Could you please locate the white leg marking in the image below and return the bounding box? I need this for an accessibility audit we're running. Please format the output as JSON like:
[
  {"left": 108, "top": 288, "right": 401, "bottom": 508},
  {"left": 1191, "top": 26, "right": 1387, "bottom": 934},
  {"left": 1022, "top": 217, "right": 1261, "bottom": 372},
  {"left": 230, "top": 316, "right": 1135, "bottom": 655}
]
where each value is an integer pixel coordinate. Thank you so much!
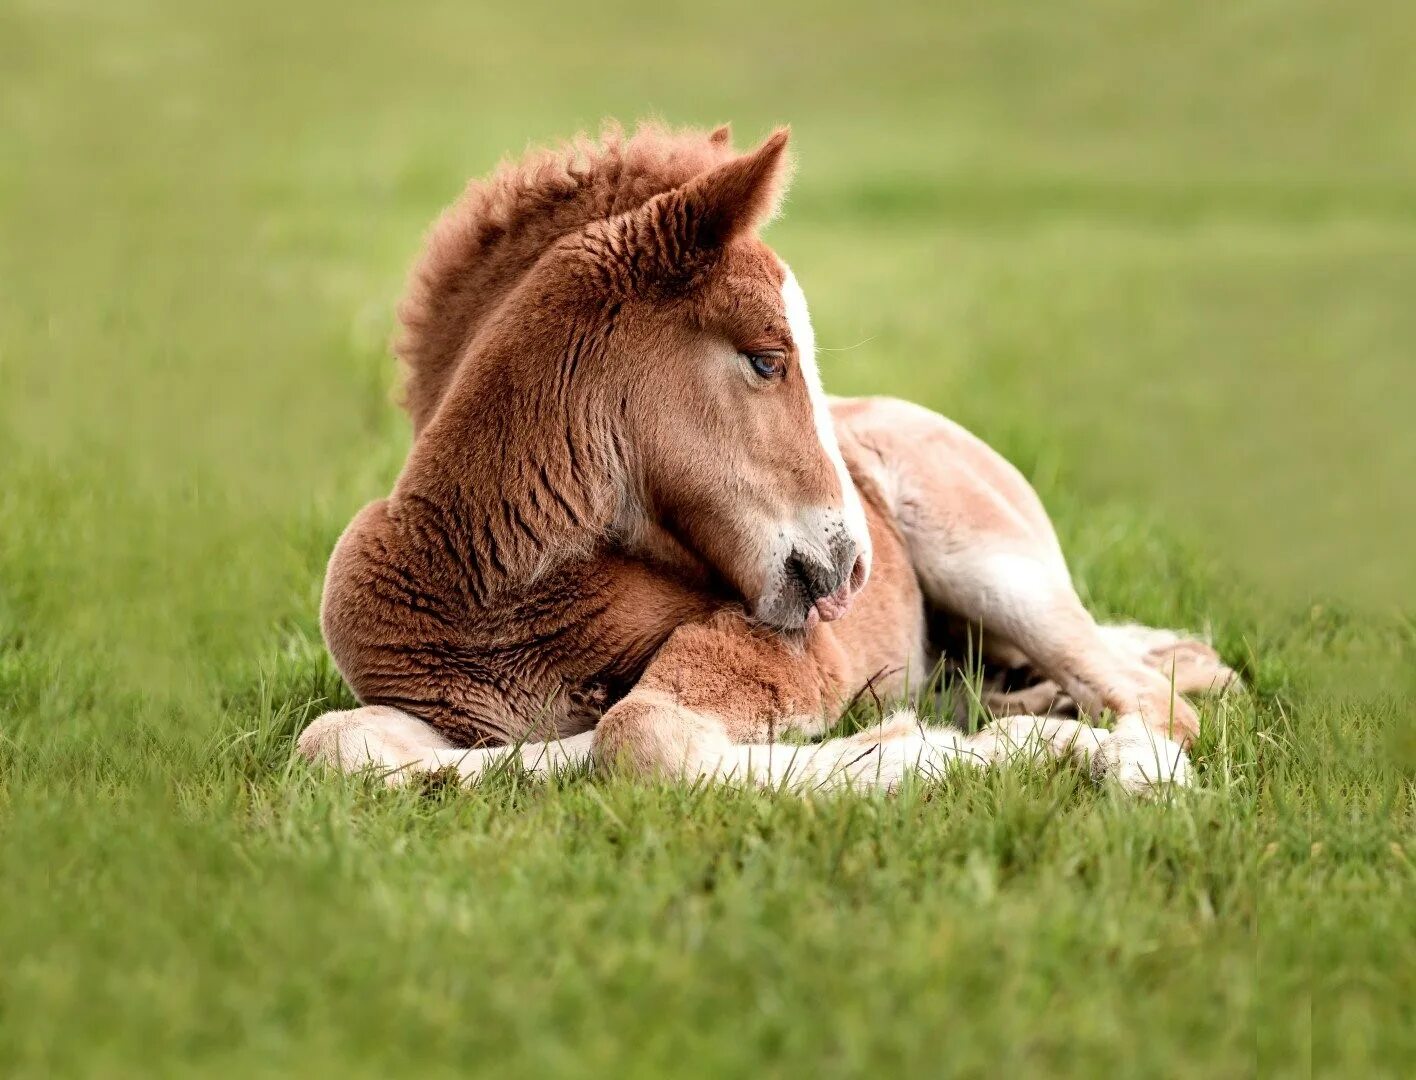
[
  {"left": 424, "top": 730, "right": 596, "bottom": 783},
  {"left": 710, "top": 710, "right": 963, "bottom": 791},
  {"left": 1091, "top": 714, "right": 1192, "bottom": 795},
  {"left": 298, "top": 705, "right": 1182, "bottom": 797},
  {"left": 690, "top": 711, "right": 1113, "bottom": 793},
  {"left": 297, "top": 706, "right": 593, "bottom": 786},
  {"left": 968, "top": 715, "right": 1109, "bottom": 767}
]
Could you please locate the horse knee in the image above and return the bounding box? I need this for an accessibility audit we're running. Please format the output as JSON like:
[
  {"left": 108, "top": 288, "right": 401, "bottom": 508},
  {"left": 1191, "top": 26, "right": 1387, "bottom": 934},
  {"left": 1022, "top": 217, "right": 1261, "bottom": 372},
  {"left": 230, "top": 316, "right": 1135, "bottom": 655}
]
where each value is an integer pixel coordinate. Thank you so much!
[
  {"left": 297, "top": 708, "right": 367, "bottom": 768},
  {"left": 296, "top": 704, "right": 452, "bottom": 780},
  {"left": 593, "top": 689, "right": 731, "bottom": 779}
]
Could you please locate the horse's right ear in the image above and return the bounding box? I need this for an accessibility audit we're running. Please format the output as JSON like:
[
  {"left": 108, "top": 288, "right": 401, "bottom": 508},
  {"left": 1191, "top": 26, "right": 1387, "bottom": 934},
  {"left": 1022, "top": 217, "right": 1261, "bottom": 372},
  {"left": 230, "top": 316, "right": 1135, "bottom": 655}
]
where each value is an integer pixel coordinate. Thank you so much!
[
  {"left": 679, "top": 128, "right": 791, "bottom": 248},
  {"left": 638, "top": 129, "right": 792, "bottom": 265}
]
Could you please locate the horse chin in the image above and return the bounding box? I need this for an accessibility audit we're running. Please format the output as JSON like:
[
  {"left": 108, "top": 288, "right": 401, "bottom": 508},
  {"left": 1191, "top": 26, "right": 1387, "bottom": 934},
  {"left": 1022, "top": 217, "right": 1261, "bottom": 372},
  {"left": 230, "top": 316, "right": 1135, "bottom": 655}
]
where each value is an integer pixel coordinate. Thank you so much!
[
  {"left": 751, "top": 592, "right": 814, "bottom": 634},
  {"left": 752, "top": 580, "right": 857, "bottom": 634}
]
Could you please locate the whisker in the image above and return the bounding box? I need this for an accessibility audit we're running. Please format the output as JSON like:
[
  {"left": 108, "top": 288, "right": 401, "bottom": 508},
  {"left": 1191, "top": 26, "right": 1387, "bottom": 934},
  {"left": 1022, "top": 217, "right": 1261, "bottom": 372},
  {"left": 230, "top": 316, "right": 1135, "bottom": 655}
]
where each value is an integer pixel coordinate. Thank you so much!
[{"left": 817, "top": 336, "right": 876, "bottom": 352}]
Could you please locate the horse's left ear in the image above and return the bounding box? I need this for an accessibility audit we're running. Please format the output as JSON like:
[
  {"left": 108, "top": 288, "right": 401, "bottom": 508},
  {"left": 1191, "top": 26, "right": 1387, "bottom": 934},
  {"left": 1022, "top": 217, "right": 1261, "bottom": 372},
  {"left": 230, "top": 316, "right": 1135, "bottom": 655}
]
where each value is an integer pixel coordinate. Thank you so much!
[{"left": 631, "top": 129, "right": 791, "bottom": 267}]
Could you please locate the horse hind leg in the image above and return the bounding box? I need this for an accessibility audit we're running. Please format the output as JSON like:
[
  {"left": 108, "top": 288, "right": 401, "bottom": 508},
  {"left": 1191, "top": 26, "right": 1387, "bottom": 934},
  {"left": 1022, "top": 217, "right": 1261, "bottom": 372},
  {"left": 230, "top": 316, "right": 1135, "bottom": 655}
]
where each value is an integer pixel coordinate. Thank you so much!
[
  {"left": 297, "top": 705, "right": 594, "bottom": 785},
  {"left": 1098, "top": 623, "right": 1243, "bottom": 697},
  {"left": 836, "top": 397, "right": 1202, "bottom": 793},
  {"left": 960, "top": 624, "right": 1240, "bottom": 721},
  {"left": 938, "top": 557, "right": 1207, "bottom": 793}
]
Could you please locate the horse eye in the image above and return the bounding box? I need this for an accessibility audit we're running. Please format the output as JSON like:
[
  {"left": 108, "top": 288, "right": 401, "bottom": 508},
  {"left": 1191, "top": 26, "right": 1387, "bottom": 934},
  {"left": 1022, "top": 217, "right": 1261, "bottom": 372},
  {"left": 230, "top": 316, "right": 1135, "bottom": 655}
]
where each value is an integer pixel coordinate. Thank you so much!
[{"left": 745, "top": 352, "right": 785, "bottom": 379}]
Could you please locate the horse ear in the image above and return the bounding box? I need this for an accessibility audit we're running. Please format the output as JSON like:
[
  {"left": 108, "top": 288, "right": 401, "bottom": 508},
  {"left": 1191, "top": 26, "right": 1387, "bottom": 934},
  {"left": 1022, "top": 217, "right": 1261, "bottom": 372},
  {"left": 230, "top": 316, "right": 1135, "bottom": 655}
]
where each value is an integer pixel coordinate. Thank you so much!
[
  {"left": 676, "top": 127, "right": 791, "bottom": 249},
  {"left": 625, "top": 128, "right": 790, "bottom": 270}
]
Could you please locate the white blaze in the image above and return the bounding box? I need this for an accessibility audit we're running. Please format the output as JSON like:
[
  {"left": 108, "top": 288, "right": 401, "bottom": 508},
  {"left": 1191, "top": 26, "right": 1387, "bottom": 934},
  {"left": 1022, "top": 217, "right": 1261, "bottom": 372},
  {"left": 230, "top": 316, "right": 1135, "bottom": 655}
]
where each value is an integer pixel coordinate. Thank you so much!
[{"left": 778, "top": 261, "right": 873, "bottom": 578}]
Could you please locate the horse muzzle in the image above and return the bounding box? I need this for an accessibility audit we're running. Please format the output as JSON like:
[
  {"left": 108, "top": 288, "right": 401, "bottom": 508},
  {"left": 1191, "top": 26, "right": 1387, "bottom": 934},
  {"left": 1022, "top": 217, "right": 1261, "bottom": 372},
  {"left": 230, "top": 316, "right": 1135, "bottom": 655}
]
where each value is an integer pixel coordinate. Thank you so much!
[
  {"left": 804, "top": 549, "right": 870, "bottom": 629},
  {"left": 758, "top": 532, "right": 870, "bottom": 632}
]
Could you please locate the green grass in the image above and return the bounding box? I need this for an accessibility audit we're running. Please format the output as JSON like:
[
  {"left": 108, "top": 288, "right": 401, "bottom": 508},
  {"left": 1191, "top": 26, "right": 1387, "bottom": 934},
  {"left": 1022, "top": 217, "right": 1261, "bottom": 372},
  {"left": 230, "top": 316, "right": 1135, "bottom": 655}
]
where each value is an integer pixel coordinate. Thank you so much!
[{"left": 2, "top": 0, "right": 1414, "bottom": 1075}]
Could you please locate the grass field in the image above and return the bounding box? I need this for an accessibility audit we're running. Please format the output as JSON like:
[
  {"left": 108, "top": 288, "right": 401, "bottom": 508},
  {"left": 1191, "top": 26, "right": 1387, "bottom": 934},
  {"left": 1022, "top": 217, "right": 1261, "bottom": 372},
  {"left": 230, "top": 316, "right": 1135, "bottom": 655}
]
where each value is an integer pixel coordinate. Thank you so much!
[{"left": 2, "top": 1, "right": 1414, "bottom": 1075}]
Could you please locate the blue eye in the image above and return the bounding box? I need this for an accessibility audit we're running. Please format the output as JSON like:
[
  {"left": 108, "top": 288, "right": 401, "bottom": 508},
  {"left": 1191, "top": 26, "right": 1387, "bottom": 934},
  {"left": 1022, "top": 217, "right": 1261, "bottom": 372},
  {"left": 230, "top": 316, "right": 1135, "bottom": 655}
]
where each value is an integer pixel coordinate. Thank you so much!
[{"left": 746, "top": 352, "right": 785, "bottom": 379}]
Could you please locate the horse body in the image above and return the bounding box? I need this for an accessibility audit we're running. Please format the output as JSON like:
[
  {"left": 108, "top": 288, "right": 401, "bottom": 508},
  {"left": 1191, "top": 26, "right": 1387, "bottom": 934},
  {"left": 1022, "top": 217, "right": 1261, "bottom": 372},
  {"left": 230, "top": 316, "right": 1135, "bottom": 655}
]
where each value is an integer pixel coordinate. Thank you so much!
[
  {"left": 320, "top": 408, "right": 921, "bottom": 747},
  {"left": 301, "top": 124, "right": 1238, "bottom": 794}
]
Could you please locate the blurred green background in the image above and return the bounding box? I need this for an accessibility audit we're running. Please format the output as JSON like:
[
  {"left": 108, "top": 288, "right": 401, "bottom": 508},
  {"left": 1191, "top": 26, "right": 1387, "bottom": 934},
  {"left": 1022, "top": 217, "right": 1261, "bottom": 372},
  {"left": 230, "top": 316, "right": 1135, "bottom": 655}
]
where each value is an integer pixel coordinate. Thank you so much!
[
  {"left": 1, "top": 1, "right": 1413, "bottom": 1075},
  {"left": 3, "top": 0, "right": 1412, "bottom": 711}
]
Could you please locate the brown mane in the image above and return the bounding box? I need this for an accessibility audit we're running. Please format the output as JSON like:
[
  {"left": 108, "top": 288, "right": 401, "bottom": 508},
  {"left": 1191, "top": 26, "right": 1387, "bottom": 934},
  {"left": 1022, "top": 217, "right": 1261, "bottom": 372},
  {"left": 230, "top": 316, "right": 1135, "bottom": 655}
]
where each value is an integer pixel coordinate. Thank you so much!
[{"left": 396, "top": 122, "right": 738, "bottom": 433}]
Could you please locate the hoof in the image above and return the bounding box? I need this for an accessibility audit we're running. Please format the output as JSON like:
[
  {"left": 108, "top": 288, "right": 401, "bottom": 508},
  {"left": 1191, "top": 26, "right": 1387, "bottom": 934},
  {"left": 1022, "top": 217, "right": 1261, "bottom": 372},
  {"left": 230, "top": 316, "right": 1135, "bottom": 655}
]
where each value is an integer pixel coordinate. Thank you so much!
[{"left": 1092, "top": 716, "right": 1192, "bottom": 795}]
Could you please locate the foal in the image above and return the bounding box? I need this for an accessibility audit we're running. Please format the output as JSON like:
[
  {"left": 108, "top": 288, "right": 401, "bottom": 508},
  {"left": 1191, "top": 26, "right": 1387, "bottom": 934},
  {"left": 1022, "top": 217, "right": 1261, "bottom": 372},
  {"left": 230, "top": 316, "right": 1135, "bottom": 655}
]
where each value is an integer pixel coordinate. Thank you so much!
[{"left": 298, "top": 124, "right": 1237, "bottom": 794}]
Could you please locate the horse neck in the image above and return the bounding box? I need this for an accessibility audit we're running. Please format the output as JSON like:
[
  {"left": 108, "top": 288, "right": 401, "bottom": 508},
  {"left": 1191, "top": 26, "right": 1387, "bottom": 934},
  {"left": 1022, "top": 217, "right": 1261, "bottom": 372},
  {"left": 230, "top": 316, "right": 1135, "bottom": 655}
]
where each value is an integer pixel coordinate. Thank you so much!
[{"left": 395, "top": 341, "right": 629, "bottom": 593}]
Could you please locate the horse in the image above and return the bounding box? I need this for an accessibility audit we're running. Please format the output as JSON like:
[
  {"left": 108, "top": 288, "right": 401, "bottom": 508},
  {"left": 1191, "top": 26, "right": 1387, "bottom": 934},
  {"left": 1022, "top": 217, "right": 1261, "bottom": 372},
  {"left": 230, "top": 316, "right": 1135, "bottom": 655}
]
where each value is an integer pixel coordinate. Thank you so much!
[{"left": 296, "top": 123, "right": 1238, "bottom": 795}]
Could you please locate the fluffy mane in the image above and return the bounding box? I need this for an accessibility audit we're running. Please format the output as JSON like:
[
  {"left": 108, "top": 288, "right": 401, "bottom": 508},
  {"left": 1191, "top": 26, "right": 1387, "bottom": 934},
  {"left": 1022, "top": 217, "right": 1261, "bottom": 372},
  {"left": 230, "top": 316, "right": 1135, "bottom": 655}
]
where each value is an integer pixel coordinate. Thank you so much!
[{"left": 396, "top": 122, "right": 738, "bottom": 433}]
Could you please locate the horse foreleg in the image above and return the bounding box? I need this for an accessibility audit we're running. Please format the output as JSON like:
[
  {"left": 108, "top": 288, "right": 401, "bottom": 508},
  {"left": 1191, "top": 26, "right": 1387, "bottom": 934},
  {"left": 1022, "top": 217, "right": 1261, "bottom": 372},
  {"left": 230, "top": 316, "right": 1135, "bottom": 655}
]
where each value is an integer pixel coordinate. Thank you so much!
[
  {"left": 591, "top": 610, "right": 1113, "bottom": 792},
  {"left": 297, "top": 705, "right": 594, "bottom": 785}
]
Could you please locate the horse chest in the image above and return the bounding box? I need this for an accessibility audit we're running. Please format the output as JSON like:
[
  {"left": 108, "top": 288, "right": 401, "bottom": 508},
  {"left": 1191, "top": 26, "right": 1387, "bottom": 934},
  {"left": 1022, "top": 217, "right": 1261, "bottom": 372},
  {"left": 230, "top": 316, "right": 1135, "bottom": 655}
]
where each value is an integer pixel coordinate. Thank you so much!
[{"left": 473, "top": 575, "right": 689, "bottom": 739}]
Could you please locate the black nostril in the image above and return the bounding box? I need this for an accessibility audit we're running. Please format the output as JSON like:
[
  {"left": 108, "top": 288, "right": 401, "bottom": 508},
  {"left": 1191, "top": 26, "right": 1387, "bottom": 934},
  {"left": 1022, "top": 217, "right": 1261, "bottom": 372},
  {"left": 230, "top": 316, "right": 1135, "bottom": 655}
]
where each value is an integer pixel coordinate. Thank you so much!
[
  {"left": 784, "top": 551, "right": 838, "bottom": 604},
  {"left": 848, "top": 551, "right": 868, "bottom": 592},
  {"left": 831, "top": 535, "right": 860, "bottom": 582}
]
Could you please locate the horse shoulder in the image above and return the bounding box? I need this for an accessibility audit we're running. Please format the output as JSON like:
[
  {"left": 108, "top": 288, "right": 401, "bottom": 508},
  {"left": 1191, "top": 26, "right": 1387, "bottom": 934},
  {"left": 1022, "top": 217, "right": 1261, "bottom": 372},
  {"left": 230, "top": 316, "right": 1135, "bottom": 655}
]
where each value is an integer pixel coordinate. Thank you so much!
[{"left": 318, "top": 498, "right": 510, "bottom": 743}]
